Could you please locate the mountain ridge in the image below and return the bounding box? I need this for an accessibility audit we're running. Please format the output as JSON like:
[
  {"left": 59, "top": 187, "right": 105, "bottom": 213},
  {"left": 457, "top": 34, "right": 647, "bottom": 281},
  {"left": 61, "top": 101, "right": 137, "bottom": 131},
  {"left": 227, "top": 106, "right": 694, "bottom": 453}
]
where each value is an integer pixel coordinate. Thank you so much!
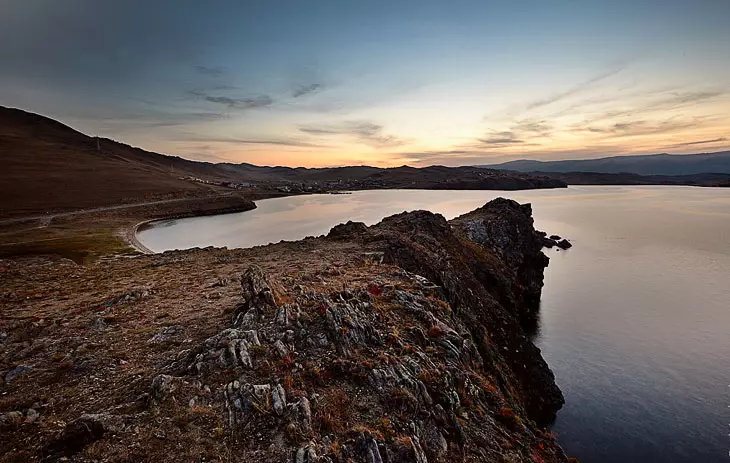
[{"left": 478, "top": 151, "right": 730, "bottom": 175}]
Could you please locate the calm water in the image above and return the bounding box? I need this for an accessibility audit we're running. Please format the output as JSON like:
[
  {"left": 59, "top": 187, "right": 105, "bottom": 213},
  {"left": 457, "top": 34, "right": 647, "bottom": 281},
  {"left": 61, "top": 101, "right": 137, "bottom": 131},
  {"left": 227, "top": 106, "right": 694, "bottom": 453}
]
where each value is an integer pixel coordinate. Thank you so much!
[{"left": 138, "top": 186, "right": 730, "bottom": 462}]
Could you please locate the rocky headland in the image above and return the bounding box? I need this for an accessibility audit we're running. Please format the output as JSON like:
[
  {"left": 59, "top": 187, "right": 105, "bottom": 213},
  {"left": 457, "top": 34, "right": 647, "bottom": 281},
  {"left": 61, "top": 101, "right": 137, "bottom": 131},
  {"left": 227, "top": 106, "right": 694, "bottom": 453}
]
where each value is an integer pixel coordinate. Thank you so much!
[{"left": 0, "top": 199, "right": 570, "bottom": 462}]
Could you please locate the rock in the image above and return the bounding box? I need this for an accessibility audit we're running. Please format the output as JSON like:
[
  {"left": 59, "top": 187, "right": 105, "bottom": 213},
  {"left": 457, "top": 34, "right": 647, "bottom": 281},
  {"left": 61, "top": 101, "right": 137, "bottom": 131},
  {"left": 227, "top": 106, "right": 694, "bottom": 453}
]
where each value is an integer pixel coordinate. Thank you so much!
[
  {"left": 4, "top": 364, "right": 32, "bottom": 384},
  {"left": 294, "top": 443, "right": 318, "bottom": 463},
  {"left": 291, "top": 397, "right": 312, "bottom": 430},
  {"left": 26, "top": 408, "right": 40, "bottom": 423},
  {"left": 274, "top": 339, "right": 289, "bottom": 358},
  {"left": 151, "top": 374, "right": 184, "bottom": 401},
  {"left": 189, "top": 328, "right": 260, "bottom": 373},
  {"left": 549, "top": 234, "right": 562, "bottom": 240},
  {"left": 42, "top": 414, "right": 124, "bottom": 460},
  {"left": 327, "top": 220, "right": 368, "bottom": 239},
  {"left": 364, "top": 438, "right": 384, "bottom": 463},
  {"left": 272, "top": 384, "right": 287, "bottom": 416},
  {"left": 557, "top": 239, "right": 572, "bottom": 249},
  {"left": 0, "top": 411, "right": 24, "bottom": 427},
  {"left": 232, "top": 266, "right": 278, "bottom": 327},
  {"left": 410, "top": 437, "right": 429, "bottom": 463},
  {"left": 541, "top": 237, "right": 557, "bottom": 248},
  {"left": 376, "top": 199, "right": 564, "bottom": 424},
  {"left": 92, "top": 317, "right": 107, "bottom": 331},
  {"left": 147, "top": 325, "right": 181, "bottom": 343}
]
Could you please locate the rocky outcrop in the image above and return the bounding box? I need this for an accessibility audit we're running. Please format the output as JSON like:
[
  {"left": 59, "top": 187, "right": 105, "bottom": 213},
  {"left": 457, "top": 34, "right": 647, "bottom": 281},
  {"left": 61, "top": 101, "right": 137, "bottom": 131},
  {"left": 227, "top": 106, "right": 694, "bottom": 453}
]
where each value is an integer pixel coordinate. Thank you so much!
[
  {"left": 141, "top": 198, "right": 566, "bottom": 462},
  {"left": 0, "top": 198, "right": 567, "bottom": 462}
]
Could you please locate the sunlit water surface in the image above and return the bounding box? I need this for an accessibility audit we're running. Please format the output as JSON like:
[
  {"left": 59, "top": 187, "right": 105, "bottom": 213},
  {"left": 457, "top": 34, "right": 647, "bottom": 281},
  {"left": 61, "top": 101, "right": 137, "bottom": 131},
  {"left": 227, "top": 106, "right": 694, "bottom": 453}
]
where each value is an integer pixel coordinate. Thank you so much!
[{"left": 139, "top": 186, "right": 730, "bottom": 462}]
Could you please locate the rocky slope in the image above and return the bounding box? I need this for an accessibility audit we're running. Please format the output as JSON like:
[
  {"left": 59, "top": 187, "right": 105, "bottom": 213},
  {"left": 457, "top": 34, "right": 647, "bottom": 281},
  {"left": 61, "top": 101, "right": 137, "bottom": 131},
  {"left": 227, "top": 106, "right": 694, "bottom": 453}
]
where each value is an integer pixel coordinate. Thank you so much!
[{"left": 0, "top": 199, "right": 568, "bottom": 462}]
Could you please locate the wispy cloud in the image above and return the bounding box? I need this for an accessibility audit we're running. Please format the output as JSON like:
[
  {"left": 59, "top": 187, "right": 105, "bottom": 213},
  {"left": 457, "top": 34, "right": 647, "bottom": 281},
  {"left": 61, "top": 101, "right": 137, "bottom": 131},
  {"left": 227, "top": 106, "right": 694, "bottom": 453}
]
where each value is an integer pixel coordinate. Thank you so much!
[
  {"left": 91, "top": 111, "right": 227, "bottom": 130},
  {"left": 299, "top": 121, "right": 406, "bottom": 147},
  {"left": 180, "top": 135, "right": 328, "bottom": 148},
  {"left": 479, "top": 131, "right": 524, "bottom": 145},
  {"left": 189, "top": 90, "right": 273, "bottom": 110},
  {"left": 526, "top": 66, "right": 625, "bottom": 110},
  {"left": 556, "top": 89, "right": 724, "bottom": 125},
  {"left": 194, "top": 65, "right": 224, "bottom": 77},
  {"left": 666, "top": 137, "right": 728, "bottom": 148},
  {"left": 299, "top": 127, "right": 342, "bottom": 135},
  {"left": 574, "top": 118, "right": 698, "bottom": 137},
  {"left": 293, "top": 83, "right": 323, "bottom": 98},
  {"left": 512, "top": 119, "right": 552, "bottom": 136}
]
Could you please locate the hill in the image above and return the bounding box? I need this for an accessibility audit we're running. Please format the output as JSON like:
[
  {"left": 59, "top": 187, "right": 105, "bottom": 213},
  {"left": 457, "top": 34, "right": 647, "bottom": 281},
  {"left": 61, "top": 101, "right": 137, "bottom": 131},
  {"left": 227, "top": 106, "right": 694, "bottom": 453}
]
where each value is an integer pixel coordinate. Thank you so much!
[
  {"left": 479, "top": 151, "right": 730, "bottom": 176},
  {"left": 0, "top": 107, "right": 235, "bottom": 218},
  {"left": 0, "top": 106, "right": 565, "bottom": 218}
]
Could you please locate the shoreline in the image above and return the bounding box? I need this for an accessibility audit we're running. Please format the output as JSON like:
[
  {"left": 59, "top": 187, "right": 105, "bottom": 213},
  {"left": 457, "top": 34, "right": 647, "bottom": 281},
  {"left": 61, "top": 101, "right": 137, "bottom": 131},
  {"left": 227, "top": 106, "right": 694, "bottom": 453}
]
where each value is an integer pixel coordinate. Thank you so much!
[
  {"left": 125, "top": 220, "right": 156, "bottom": 255},
  {"left": 122, "top": 201, "right": 266, "bottom": 255}
]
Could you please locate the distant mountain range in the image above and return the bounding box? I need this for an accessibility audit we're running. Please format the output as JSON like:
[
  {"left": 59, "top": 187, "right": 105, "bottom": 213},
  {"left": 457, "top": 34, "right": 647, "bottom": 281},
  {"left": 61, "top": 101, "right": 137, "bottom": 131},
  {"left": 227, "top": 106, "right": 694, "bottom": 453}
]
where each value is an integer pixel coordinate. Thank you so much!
[{"left": 478, "top": 152, "right": 730, "bottom": 176}]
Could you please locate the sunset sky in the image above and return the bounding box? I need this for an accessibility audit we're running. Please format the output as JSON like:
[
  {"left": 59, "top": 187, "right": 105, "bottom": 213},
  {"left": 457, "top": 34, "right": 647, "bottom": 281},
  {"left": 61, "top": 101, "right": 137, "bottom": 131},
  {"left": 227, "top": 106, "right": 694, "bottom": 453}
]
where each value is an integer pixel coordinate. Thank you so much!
[{"left": 1, "top": 0, "right": 728, "bottom": 167}]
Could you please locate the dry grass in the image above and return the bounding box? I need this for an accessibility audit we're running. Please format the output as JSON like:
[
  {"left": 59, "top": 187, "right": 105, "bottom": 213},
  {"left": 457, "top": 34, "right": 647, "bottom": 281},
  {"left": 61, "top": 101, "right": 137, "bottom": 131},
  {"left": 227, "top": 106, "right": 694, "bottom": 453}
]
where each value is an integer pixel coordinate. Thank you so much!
[{"left": 316, "top": 388, "right": 353, "bottom": 434}]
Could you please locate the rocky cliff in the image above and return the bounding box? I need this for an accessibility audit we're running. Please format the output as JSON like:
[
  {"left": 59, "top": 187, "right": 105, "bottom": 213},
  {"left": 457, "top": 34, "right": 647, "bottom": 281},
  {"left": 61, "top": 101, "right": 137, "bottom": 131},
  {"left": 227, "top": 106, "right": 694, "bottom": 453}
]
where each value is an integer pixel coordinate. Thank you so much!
[{"left": 0, "top": 199, "right": 567, "bottom": 462}]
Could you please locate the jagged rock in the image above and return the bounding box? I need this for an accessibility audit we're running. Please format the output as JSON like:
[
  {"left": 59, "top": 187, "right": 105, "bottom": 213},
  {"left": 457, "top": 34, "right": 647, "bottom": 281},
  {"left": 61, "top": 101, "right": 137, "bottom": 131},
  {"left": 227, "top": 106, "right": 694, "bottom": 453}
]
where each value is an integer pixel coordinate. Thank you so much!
[
  {"left": 272, "top": 383, "right": 287, "bottom": 416},
  {"left": 360, "top": 251, "right": 385, "bottom": 264},
  {"left": 410, "top": 437, "right": 429, "bottom": 463},
  {"left": 324, "top": 299, "right": 381, "bottom": 356},
  {"left": 274, "top": 339, "right": 289, "bottom": 358},
  {"left": 290, "top": 397, "right": 312, "bottom": 430},
  {"left": 190, "top": 328, "right": 260, "bottom": 372},
  {"left": 151, "top": 374, "right": 184, "bottom": 400},
  {"left": 422, "top": 422, "right": 448, "bottom": 458},
  {"left": 364, "top": 438, "right": 384, "bottom": 463},
  {"left": 224, "top": 381, "right": 276, "bottom": 426},
  {"left": 294, "top": 443, "right": 318, "bottom": 463},
  {"left": 233, "top": 265, "right": 278, "bottom": 327},
  {"left": 557, "top": 239, "right": 572, "bottom": 249}
]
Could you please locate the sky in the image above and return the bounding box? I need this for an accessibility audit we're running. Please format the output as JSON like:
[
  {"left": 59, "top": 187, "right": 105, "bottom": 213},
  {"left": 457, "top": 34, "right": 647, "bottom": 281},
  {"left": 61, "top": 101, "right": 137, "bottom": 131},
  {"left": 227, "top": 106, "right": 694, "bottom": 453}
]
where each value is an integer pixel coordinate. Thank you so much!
[{"left": 1, "top": 0, "right": 729, "bottom": 167}]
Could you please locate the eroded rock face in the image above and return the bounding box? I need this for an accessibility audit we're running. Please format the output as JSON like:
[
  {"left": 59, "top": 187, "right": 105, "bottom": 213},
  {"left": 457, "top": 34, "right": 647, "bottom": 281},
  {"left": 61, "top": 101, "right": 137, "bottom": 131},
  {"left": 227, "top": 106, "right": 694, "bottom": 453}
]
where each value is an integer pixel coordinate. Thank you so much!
[
  {"left": 139, "top": 198, "right": 566, "bottom": 462},
  {"left": 368, "top": 199, "right": 564, "bottom": 424}
]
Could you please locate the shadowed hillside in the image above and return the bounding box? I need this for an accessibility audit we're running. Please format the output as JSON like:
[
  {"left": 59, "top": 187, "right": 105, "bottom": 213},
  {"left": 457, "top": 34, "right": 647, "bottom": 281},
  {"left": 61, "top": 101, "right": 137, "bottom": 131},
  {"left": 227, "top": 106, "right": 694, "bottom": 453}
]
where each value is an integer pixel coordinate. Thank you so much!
[{"left": 0, "top": 107, "right": 230, "bottom": 218}]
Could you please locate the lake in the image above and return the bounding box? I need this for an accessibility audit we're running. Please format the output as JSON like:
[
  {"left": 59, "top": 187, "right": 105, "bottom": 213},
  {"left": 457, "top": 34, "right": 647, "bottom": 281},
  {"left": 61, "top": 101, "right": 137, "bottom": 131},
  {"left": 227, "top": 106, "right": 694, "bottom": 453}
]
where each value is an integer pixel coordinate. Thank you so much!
[{"left": 138, "top": 186, "right": 730, "bottom": 462}]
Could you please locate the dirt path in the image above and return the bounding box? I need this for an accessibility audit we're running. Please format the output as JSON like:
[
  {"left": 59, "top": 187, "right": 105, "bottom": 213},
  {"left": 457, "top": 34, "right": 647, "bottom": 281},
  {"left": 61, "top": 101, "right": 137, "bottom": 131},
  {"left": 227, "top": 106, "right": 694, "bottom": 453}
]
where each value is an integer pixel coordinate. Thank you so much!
[{"left": 0, "top": 194, "right": 233, "bottom": 225}]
